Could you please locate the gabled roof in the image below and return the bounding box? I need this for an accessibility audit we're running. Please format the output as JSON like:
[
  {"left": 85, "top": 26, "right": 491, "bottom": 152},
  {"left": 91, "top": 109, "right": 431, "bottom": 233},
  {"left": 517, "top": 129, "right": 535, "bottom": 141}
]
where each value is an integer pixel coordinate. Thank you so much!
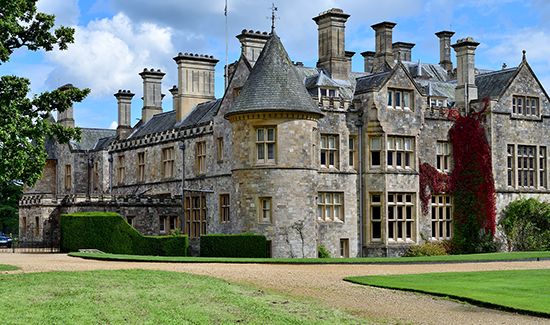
[
  {"left": 225, "top": 33, "right": 323, "bottom": 118},
  {"left": 129, "top": 111, "right": 177, "bottom": 139},
  {"left": 176, "top": 99, "right": 221, "bottom": 128},
  {"left": 416, "top": 79, "right": 456, "bottom": 100},
  {"left": 354, "top": 71, "right": 392, "bottom": 94},
  {"left": 475, "top": 67, "right": 518, "bottom": 100},
  {"left": 304, "top": 70, "right": 340, "bottom": 89},
  {"left": 69, "top": 128, "right": 116, "bottom": 151},
  {"left": 402, "top": 61, "right": 450, "bottom": 82}
]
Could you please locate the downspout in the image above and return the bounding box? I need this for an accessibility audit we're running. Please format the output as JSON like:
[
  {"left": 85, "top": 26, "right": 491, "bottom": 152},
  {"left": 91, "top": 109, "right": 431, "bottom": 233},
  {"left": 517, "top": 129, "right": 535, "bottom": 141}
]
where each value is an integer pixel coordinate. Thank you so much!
[
  {"left": 108, "top": 153, "right": 113, "bottom": 195},
  {"left": 355, "top": 109, "right": 364, "bottom": 257}
]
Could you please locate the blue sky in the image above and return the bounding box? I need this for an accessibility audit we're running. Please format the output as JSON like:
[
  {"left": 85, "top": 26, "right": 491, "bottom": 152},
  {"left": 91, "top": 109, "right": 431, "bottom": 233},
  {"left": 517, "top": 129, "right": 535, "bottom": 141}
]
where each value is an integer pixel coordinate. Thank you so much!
[{"left": 3, "top": 0, "right": 550, "bottom": 129}]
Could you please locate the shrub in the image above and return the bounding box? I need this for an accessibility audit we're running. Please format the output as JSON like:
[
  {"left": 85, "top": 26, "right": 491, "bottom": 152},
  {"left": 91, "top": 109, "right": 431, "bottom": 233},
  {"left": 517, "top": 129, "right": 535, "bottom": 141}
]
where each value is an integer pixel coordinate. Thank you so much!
[
  {"left": 200, "top": 233, "right": 267, "bottom": 258},
  {"left": 60, "top": 212, "right": 188, "bottom": 256},
  {"left": 500, "top": 198, "right": 550, "bottom": 251},
  {"left": 317, "top": 244, "right": 331, "bottom": 258},
  {"left": 404, "top": 242, "right": 448, "bottom": 257}
]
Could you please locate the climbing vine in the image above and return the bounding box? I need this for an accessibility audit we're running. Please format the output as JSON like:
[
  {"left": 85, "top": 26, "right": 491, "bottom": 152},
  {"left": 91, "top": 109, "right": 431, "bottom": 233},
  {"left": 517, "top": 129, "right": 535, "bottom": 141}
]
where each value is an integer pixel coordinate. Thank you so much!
[{"left": 420, "top": 99, "right": 496, "bottom": 253}]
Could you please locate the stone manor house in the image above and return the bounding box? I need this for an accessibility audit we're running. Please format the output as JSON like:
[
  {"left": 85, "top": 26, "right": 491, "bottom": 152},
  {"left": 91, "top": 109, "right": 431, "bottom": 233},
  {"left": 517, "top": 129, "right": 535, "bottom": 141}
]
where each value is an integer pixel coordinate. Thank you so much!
[{"left": 19, "top": 8, "right": 550, "bottom": 257}]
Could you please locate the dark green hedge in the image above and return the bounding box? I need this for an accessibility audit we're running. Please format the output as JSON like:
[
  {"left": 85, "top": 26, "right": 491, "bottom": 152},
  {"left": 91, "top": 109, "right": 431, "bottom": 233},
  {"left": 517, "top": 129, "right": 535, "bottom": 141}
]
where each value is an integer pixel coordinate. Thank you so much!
[
  {"left": 200, "top": 233, "right": 267, "bottom": 257},
  {"left": 60, "top": 212, "right": 188, "bottom": 256}
]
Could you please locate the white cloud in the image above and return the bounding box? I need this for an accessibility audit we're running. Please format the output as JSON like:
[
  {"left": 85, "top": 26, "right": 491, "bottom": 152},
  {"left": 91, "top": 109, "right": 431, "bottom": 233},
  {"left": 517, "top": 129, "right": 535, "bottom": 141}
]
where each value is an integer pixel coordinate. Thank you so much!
[
  {"left": 37, "top": 0, "right": 80, "bottom": 26},
  {"left": 109, "top": 120, "right": 118, "bottom": 129},
  {"left": 44, "top": 13, "right": 176, "bottom": 97}
]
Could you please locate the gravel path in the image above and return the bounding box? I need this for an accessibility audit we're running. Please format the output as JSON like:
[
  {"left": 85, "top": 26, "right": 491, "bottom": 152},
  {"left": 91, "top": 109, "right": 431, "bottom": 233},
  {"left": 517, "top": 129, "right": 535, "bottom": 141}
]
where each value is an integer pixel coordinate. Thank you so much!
[{"left": 1, "top": 254, "right": 549, "bottom": 324}]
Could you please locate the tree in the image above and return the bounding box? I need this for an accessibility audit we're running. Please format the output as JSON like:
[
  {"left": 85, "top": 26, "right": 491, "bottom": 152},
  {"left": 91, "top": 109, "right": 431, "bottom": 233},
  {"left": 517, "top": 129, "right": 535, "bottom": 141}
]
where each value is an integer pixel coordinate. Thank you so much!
[
  {"left": 0, "top": 0, "right": 90, "bottom": 187},
  {"left": 500, "top": 198, "right": 550, "bottom": 251},
  {"left": 0, "top": 183, "right": 22, "bottom": 234}
]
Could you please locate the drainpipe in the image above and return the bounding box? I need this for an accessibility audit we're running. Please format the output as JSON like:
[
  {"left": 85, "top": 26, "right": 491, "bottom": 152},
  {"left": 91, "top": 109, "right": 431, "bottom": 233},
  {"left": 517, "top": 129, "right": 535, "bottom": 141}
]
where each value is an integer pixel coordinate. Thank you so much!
[
  {"left": 179, "top": 142, "right": 186, "bottom": 233},
  {"left": 355, "top": 109, "right": 364, "bottom": 257},
  {"left": 86, "top": 151, "right": 93, "bottom": 201}
]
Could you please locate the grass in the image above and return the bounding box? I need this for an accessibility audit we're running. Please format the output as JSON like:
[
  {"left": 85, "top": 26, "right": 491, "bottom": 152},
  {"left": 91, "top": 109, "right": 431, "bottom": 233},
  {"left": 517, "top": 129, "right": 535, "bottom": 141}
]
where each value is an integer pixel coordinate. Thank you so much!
[
  {"left": 69, "top": 250, "right": 550, "bottom": 264},
  {"left": 346, "top": 269, "right": 550, "bottom": 317},
  {"left": 0, "top": 269, "right": 364, "bottom": 324},
  {"left": 0, "top": 264, "right": 18, "bottom": 271}
]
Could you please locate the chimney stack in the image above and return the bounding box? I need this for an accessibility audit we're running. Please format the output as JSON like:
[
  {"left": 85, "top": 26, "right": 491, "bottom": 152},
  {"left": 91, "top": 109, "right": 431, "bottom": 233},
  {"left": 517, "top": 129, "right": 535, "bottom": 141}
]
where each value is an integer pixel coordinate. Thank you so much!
[
  {"left": 371, "top": 21, "right": 397, "bottom": 72},
  {"left": 139, "top": 68, "right": 165, "bottom": 123},
  {"left": 392, "top": 42, "right": 415, "bottom": 62},
  {"left": 169, "top": 85, "right": 178, "bottom": 112},
  {"left": 57, "top": 84, "right": 75, "bottom": 128},
  {"left": 313, "top": 8, "right": 351, "bottom": 80},
  {"left": 114, "top": 89, "right": 134, "bottom": 139},
  {"left": 436, "top": 31, "right": 455, "bottom": 73},
  {"left": 452, "top": 37, "right": 479, "bottom": 109},
  {"left": 173, "top": 53, "right": 218, "bottom": 122},
  {"left": 236, "top": 30, "right": 270, "bottom": 67},
  {"left": 360, "top": 51, "right": 375, "bottom": 73}
]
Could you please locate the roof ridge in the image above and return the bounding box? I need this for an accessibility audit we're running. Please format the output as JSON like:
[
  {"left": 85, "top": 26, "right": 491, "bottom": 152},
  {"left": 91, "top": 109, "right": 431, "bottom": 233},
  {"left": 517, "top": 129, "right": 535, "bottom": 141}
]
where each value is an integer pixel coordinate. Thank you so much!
[{"left": 476, "top": 67, "right": 517, "bottom": 77}]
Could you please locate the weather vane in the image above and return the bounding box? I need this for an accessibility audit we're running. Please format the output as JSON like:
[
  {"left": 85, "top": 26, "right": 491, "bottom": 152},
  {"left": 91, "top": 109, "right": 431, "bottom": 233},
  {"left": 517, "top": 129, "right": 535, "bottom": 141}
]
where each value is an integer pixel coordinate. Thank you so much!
[{"left": 270, "top": 3, "right": 278, "bottom": 33}]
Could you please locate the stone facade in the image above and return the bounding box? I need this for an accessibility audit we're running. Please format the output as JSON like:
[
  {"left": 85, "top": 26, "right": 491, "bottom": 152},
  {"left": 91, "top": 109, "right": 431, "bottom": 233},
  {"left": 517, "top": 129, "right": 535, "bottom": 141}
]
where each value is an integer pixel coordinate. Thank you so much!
[{"left": 20, "top": 7, "right": 550, "bottom": 257}]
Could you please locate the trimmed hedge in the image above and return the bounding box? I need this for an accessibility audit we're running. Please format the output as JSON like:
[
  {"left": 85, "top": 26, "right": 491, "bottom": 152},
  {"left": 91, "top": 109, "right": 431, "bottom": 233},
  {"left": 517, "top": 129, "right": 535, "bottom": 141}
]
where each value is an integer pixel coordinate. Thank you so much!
[
  {"left": 200, "top": 233, "right": 267, "bottom": 258},
  {"left": 60, "top": 212, "right": 188, "bottom": 256}
]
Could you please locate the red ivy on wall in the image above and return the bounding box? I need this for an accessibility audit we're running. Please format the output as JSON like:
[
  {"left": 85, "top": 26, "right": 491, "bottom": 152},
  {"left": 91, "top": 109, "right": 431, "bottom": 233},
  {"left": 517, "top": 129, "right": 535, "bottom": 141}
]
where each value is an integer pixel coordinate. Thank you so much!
[{"left": 420, "top": 99, "right": 496, "bottom": 249}]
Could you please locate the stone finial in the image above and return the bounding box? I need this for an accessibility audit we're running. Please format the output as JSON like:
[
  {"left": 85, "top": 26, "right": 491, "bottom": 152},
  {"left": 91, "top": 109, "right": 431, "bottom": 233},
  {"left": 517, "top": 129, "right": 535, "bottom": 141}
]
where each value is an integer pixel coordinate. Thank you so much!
[{"left": 522, "top": 49, "right": 527, "bottom": 62}]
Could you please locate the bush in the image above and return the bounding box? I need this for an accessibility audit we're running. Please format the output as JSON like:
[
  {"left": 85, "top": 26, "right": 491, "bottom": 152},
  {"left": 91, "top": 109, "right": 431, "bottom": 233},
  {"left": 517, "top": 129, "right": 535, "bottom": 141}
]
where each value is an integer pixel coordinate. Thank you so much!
[
  {"left": 60, "top": 212, "right": 188, "bottom": 256},
  {"left": 500, "top": 198, "right": 550, "bottom": 251},
  {"left": 317, "top": 244, "right": 331, "bottom": 258},
  {"left": 404, "top": 242, "right": 448, "bottom": 257},
  {"left": 200, "top": 233, "right": 267, "bottom": 258}
]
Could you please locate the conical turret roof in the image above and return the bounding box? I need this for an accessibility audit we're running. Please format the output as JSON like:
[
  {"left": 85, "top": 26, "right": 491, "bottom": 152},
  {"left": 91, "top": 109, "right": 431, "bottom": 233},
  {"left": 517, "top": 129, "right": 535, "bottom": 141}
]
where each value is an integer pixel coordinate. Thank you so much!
[{"left": 225, "top": 33, "right": 323, "bottom": 118}]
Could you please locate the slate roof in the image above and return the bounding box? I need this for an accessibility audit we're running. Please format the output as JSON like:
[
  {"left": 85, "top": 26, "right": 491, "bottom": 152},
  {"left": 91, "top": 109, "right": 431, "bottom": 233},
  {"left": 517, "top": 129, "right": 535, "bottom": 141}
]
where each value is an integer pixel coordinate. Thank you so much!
[
  {"left": 226, "top": 34, "right": 323, "bottom": 118},
  {"left": 94, "top": 136, "right": 116, "bottom": 150},
  {"left": 176, "top": 99, "right": 221, "bottom": 128},
  {"left": 45, "top": 137, "right": 57, "bottom": 159},
  {"left": 475, "top": 67, "right": 518, "bottom": 100},
  {"left": 416, "top": 79, "right": 456, "bottom": 101},
  {"left": 403, "top": 61, "right": 450, "bottom": 82},
  {"left": 129, "top": 111, "right": 177, "bottom": 139},
  {"left": 69, "top": 128, "right": 116, "bottom": 151},
  {"left": 296, "top": 66, "right": 366, "bottom": 100},
  {"left": 354, "top": 71, "right": 392, "bottom": 94}
]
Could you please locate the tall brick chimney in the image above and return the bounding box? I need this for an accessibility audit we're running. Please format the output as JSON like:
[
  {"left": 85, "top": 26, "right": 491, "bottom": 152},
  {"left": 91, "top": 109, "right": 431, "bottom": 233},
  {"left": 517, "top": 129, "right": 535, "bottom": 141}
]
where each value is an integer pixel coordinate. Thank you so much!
[
  {"left": 236, "top": 30, "right": 270, "bottom": 67},
  {"left": 57, "top": 84, "right": 75, "bottom": 128},
  {"left": 371, "top": 21, "right": 397, "bottom": 72},
  {"left": 114, "top": 89, "right": 134, "bottom": 139},
  {"left": 392, "top": 42, "right": 415, "bottom": 62},
  {"left": 360, "top": 51, "right": 375, "bottom": 73},
  {"left": 139, "top": 68, "right": 165, "bottom": 124},
  {"left": 173, "top": 53, "right": 218, "bottom": 122},
  {"left": 313, "top": 8, "right": 351, "bottom": 80},
  {"left": 436, "top": 31, "right": 455, "bottom": 73},
  {"left": 452, "top": 37, "right": 479, "bottom": 109}
]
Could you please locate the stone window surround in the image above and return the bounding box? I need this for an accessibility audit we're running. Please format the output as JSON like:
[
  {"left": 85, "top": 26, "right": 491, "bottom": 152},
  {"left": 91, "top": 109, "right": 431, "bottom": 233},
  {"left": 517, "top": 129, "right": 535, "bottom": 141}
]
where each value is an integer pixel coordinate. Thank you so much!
[
  {"left": 161, "top": 146, "right": 175, "bottom": 179},
  {"left": 185, "top": 194, "right": 207, "bottom": 238},
  {"left": 159, "top": 215, "right": 178, "bottom": 234},
  {"left": 387, "top": 88, "right": 413, "bottom": 110},
  {"left": 368, "top": 135, "right": 416, "bottom": 171},
  {"left": 258, "top": 197, "right": 272, "bottom": 224},
  {"left": 137, "top": 152, "right": 145, "bottom": 183},
  {"left": 387, "top": 136, "right": 414, "bottom": 170},
  {"left": 116, "top": 155, "right": 125, "bottom": 185},
  {"left": 255, "top": 126, "right": 277, "bottom": 165},
  {"left": 339, "top": 238, "right": 350, "bottom": 258},
  {"left": 436, "top": 141, "right": 452, "bottom": 173},
  {"left": 318, "top": 87, "right": 338, "bottom": 99},
  {"left": 317, "top": 191, "right": 345, "bottom": 222},
  {"left": 320, "top": 133, "right": 339, "bottom": 169},
  {"left": 195, "top": 141, "right": 207, "bottom": 175},
  {"left": 64, "top": 164, "right": 72, "bottom": 191},
  {"left": 348, "top": 135, "right": 357, "bottom": 169},
  {"left": 369, "top": 136, "right": 382, "bottom": 169},
  {"left": 507, "top": 143, "right": 548, "bottom": 189},
  {"left": 216, "top": 137, "right": 224, "bottom": 162},
  {"left": 369, "top": 193, "right": 382, "bottom": 242},
  {"left": 512, "top": 94, "right": 540, "bottom": 118},
  {"left": 431, "top": 194, "right": 453, "bottom": 240},
  {"left": 387, "top": 192, "right": 415, "bottom": 243},
  {"left": 219, "top": 193, "right": 230, "bottom": 223}
]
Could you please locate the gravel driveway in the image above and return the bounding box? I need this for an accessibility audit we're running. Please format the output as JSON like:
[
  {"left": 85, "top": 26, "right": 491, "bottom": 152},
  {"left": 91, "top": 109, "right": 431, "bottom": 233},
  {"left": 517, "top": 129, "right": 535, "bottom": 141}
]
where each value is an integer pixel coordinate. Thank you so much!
[{"left": 1, "top": 254, "right": 549, "bottom": 325}]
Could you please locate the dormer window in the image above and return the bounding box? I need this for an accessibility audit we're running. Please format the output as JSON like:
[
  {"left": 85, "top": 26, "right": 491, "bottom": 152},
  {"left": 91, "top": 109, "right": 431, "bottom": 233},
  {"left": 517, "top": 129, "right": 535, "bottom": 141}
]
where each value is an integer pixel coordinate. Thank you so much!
[
  {"left": 430, "top": 98, "right": 446, "bottom": 108},
  {"left": 512, "top": 95, "right": 539, "bottom": 117},
  {"left": 388, "top": 89, "right": 412, "bottom": 110},
  {"left": 319, "top": 87, "right": 337, "bottom": 98}
]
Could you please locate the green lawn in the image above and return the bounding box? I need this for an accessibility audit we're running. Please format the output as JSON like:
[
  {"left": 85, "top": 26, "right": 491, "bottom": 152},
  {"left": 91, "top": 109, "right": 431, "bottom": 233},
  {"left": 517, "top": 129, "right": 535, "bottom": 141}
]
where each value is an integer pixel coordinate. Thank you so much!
[
  {"left": 0, "top": 269, "right": 364, "bottom": 324},
  {"left": 69, "top": 250, "right": 550, "bottom": 264},
  {"left": 0, "top": 264, "right": 18, "bottom": 271},
  {"left": 346, "top": 269, "right": 550, "bottom": 317}
]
